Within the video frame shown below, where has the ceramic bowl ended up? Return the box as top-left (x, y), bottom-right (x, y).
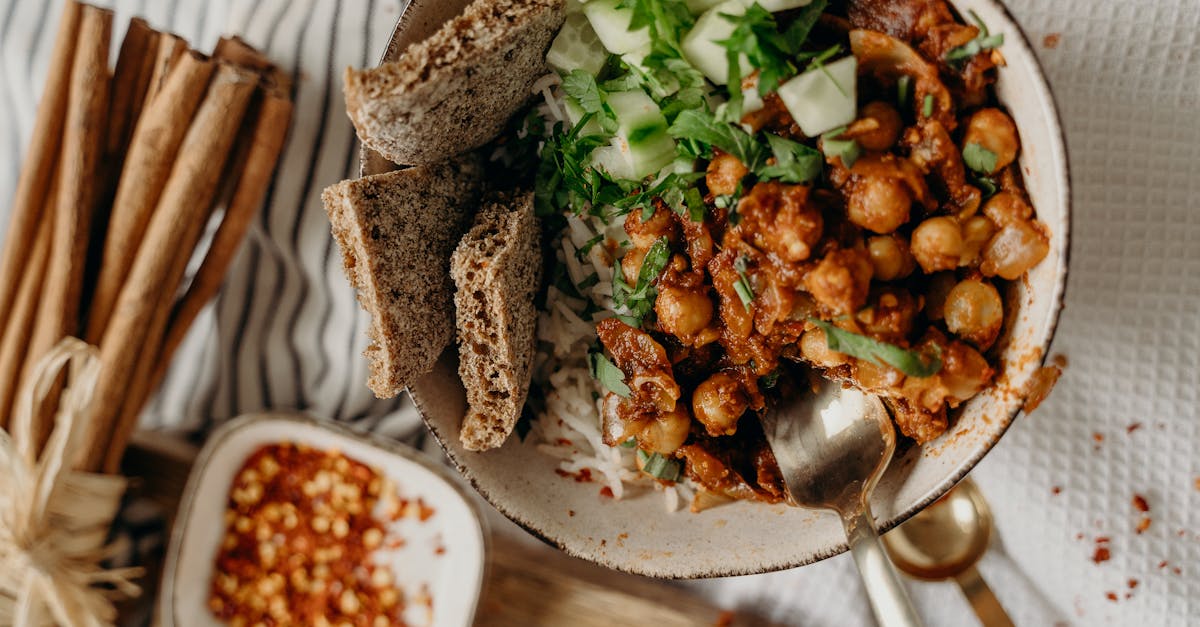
top-left (159, 413), bottom-right (487, 626)
top-left (366, 0), bottom-right (1070, 578)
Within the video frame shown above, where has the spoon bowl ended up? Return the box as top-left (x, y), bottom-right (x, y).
top-left (884, 477), bottom-right (994, 580)
top-left (883, 478), bottom-right (1014, 627)
top-left (761, 381), bottom-right (921, 627)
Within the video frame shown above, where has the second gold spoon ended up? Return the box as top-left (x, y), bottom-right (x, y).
top-left (882, 478), bottom-right (1014, 627)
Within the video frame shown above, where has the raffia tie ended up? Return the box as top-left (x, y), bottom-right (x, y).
top-left (0, 338), bottom-right (143, 627)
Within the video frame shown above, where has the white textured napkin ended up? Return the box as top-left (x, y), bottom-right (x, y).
top-left (1, 0), bottom-right (1197, 625)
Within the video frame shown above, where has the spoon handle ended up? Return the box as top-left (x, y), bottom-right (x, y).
top-left (955, 566), bottom-right (1015, 627)
top-left (843, 505), bottom-right (923, 627)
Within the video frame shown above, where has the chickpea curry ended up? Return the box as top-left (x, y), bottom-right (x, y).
top-left (528, 0), bottom-right (1051, 506)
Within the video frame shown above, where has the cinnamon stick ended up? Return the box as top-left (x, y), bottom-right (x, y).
top-left (142, 33), bottom-right (188, 109)
top-left (0, 1), bottom-right (80, 335)
top-left (86, 52), bottom-right (215, 342)
top-left (106, 18), bottom-right (157, 161)
top-left (114, 91), bottom-right (293, 466)
top-left (24, 5), bottom-right (112, 452)
top-left (0, 208), bottom-right (53, 432)
top-left (82, 63), bottom-right (258, 472)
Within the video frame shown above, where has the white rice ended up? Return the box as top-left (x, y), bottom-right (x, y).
top-left (522, 75), bottom-right (690, 512)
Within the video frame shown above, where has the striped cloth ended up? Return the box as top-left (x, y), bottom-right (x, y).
top-left (0, 0), bottom-right (423, 442)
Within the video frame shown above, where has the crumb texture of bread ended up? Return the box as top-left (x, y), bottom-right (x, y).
top-left (323, 153), bottom-right (483, 398)
top-left (344, 0), bottom-right (566, 165)
top-left (451, 191), bottom-right (542, 451)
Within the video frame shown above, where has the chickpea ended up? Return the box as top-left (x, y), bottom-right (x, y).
top-left (847, 175), bottom-right (911, 234)
top-left (624, 204), bottom-right (676, 249)
top-left (982, 191), bottom-right (1032, 227)
top-left (656, 286), bottom-right (714, 340)
top-left (944, 279), bottom-right (1004, 349)
top-left (857, 288), bottom-right (920, 342)
top-left (924, 272), bottom-right (957, 321)
top-left (853, 358), bottom-right (904, 391)
top-left (911, 216), bottom-right (964, 273)
top-left (959, 215), bottom-right (996, 266)
top-left (980, 220), bottom-right (1050, 280)
top-left (706, 152), bottom-right (748, 197)
top-left (800, 327), bottom-right (848, 369)
top-left (620, 247), bottom-right (646, 285)
top-left (692, 372), bottom-right (749, 436)
top-left (638, 404), bottom-right (692, 454)
top-left (804, 248), bottom-right (874, 315)
top-left (962, 108), bottom-right (1019, 174)
top-left (867, 234), bottom-right (916, 281)
top-left (940, 341), bottom-right (994, 404)
top-left (853, 101), bottom-right (904, 151)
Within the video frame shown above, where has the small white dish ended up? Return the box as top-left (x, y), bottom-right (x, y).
top-left (159, 412), bottom-right (487, 627)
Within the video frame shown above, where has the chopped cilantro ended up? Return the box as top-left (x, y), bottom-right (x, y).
top-left (733, 255), bottom-right (755, 310)
top-left (718, 0), bottom-right (828, 97)
top-left (946, 10), bottom-right (1004, 63)
top-left (636, 449), bottom-right (682, 481)
top-left (922, 93), bottom-right (934, 118)
top-left (668, 109), bottom-right (766, 171)
top-left (896, 75), bottom-right (912, 109)
top-left (809, 318), bottom-right (942, 377)
top-left (962, 142), bottom-right (998, 174)
top-left (821, 126), bottom-right (861, 168)
top-left (613, 237), bottom-right (672, 327)
top-left (758, 134), bottom-right (822, 184)
top-left (591, 351), bottom-right (632, 397)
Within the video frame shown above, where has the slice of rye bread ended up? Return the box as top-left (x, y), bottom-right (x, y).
top-left (323, 154), bottom-right (484, 399)
top-left (451, 191), bottom-right (542, 451)
top-left (344, 0), bottom-right (566, 166)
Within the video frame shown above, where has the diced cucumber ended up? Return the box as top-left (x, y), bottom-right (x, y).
top-left (583, 0), bottom-right (652, 55)
top-left (620, 43), bottom-right (652, 71)
top-left (547, 12), bottom-right (609, 76)
top-left (590, 90), bottom-right (676, 180)
top-left (682, 1), bottom-right (751, 85)
top-left (776, 56), bottom-right (858, 137)
top-left (564, 97), bottom-right (605, 136)
top-left (749, 0), bottom-right (813, 11)
top-left (742, 82), bottom-right (764, 114)
top-left (686, 0), bottom-right (725, 13)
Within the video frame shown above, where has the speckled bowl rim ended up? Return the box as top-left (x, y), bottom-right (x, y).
top-left (374, 0), bottom-right (1072, 579)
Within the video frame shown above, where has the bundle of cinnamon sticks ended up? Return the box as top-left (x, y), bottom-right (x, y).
top-left (0, 1), bottom-right (293, 473)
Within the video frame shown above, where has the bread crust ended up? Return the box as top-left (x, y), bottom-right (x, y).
top-left (451, 191), bottom-right (542, 451)
top-left (323, 154), bottom-right (484, 398)
top-left (344, 0), bottom-right (566, 165)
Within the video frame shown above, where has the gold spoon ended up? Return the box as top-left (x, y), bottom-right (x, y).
top-left (882, 478), bottom-right (1014, 627)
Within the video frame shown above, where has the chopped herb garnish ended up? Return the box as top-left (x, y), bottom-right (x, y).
top-left (684, 186), bottom-right (706, 222)
top-left (970, 173), bottom-right (999, 199)
top-left (759, 133), bottom-right (823, 183)
top-left (808, 318), bottom-right (942, 377)
top-left (946, 10), bottom-right (1004, 63)
top-left (962, 142), bottom-right (999, 174)
top-left (718, 0), bottom-right (828, 97)
top-left (896, 75), bottom-right (912, 108)
top-left (922, 94), bottom-right (934, 118)
top-left (577, 272), bottom-right (600, 290)
top-left (618, 0), bottom-right (704, 99)
top-left (733, 255), bottom-right (755, 310)
top-left (613, 237), bottom-right (672, 327)
top-left (591, 352), bottom-right (632, 397)
top-left (636, 448), bottom-right (682, 481)
top-left (760, 369), bottom-right (780, 388)
top-left (668, 109), bottom-right (766, 171)
top-left (577, 233), bottom-right (606, 258)
top-left (821, 126), bottom-right (861, 168)
top-left (620, 437), bottom-right (638, 449)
